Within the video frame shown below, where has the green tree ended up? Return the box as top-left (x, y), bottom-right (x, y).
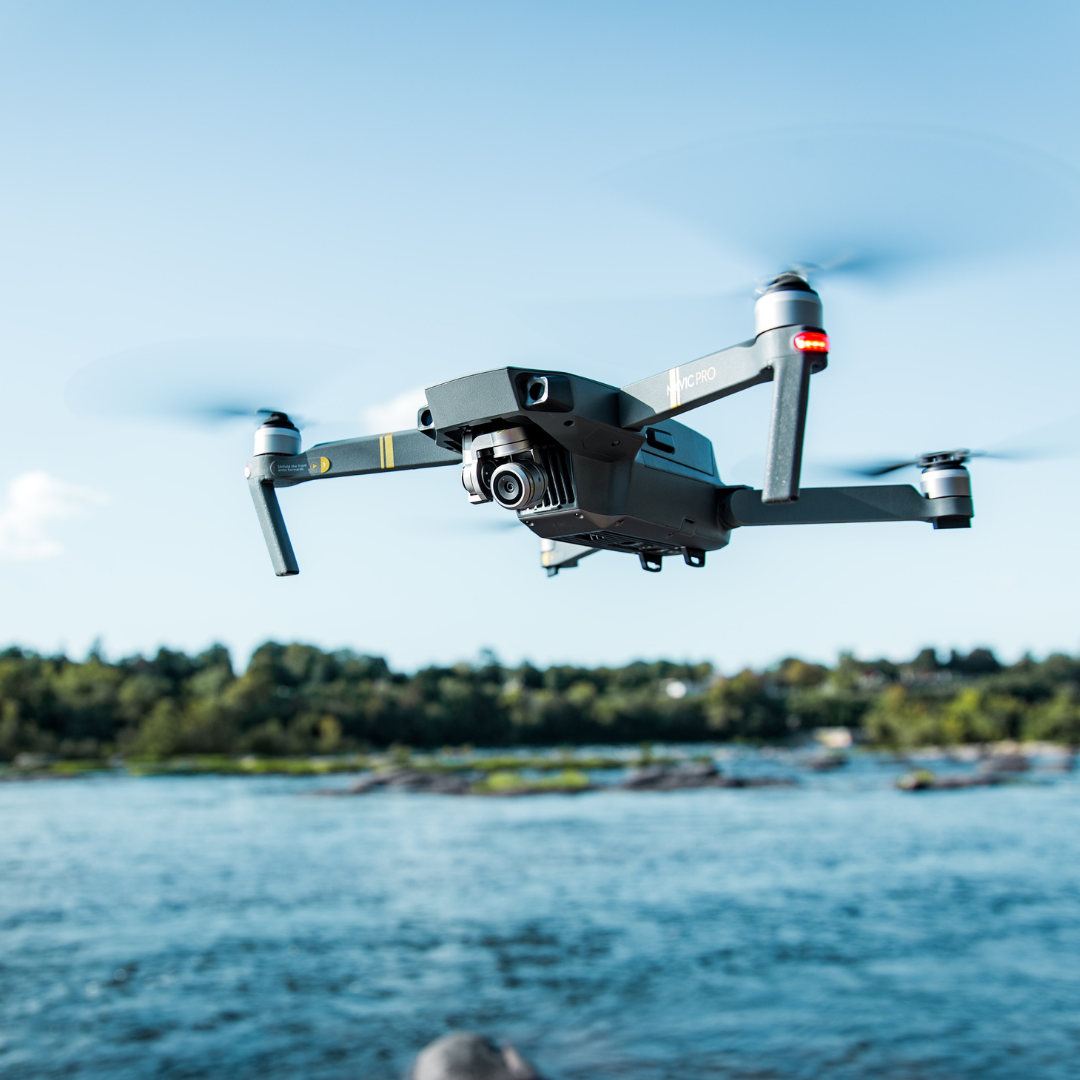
top-left (863, 685), bottom-right (936, 748)
top-left (1025, 687), bottom-right (1080, 745)
top-left (703, 670), bottom-right (786, 740)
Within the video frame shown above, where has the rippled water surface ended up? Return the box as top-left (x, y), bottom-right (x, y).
top-left (2, 756), bottom-right (1079, 1079)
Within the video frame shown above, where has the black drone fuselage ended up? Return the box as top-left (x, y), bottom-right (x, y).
top-left (424, 367), bottom-right (730, 567)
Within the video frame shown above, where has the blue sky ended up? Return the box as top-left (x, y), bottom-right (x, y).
top-left (1, 1), bottom-right (1079, 671)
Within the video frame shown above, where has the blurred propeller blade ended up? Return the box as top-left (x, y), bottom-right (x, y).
top-left (836, 415), bottom-right (1080, 479)
top-left (65, 338), bottom-right (366, 429)
top-left (841, 450), bottom-right (994, 479)
top-left (612, 125), bottom-right (1080, 286)
top-left (844, 458), bottom-right (923, 478)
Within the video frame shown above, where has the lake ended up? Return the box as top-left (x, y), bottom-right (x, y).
top-left (2, 752), bottom-right (1078, 1079)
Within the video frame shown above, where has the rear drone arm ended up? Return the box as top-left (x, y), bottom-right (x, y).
top-left (246, 429), bottom-right (461, 576)
top-left (719, 485), bottom-right (974, 530)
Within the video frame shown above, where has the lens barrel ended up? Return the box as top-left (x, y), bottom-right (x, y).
top-left (490, 461), bottom-right (547, 510)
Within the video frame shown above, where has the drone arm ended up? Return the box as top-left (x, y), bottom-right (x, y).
top-left (720, 485), bottom-right (974, 528)
top-left (763, 352), bottom-right (814, 504)
top-left (619, 327), bottom-right (823, 505)
top-left (618, 337), bottom-right (766, 430)
top-left (260, 429), bottom-right (462, 486)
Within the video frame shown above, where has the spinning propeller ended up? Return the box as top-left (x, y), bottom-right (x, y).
top-left (523, 125), bottom-right (1080, 389)
top-left (838, 409), bottom-right (1079, 480)
top-left (846, 449), bottom-right (1013, 478)
top-left (63, 338), bottom-right (365, 432)
top-left (611, 124), bottom-right (1080, 291)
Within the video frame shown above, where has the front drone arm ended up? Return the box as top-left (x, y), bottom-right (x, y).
top-left (620, 327), bottom-right (823, 506)
top-left (252, 428), bottom-right (461, 486)
top-left (620, 277), bottom-right (829, 505)
top-left (619, 334), bottom-right (768, 427)
top-left (246, 428), bottom-right (461, 576)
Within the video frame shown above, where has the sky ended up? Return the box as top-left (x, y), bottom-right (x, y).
top-left (1, 0), bottom-right (1079, 673)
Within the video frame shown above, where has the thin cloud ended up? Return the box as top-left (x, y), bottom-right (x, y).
top-left (0, 471), bottom-right (110, 559)
top-left (359, 387), bottom-right (428, 435)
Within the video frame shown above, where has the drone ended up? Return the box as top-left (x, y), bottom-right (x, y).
top-left (244, 272), bottom-right (974, 578)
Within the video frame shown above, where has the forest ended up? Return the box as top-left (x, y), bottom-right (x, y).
top-left (1, 641), bottom-right (1079, 762)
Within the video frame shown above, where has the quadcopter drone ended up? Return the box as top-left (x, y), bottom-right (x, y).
top-left (244, 272), bottom-right (974, 578)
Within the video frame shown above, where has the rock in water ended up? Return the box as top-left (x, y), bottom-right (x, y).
top-left (619, 763), bottom-right (795, 791)
top-left (978, 752), bottom-right (1030, 775)
top-left (411, 1032), bottom-right (542, 1080)
top-left (621, 762), bottom-right (721, 790)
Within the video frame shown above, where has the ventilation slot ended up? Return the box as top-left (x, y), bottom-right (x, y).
top-left (536, 445), bottom-right (575, 509)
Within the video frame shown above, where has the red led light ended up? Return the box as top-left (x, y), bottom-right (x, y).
top-left (793, 331), bottom-right (829, 353)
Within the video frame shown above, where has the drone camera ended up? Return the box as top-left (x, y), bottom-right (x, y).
top-left (461, 425), bottom-right (550, 509)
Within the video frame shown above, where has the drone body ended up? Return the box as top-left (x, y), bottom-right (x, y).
top-left (244, 276), bottom-right (974, 578)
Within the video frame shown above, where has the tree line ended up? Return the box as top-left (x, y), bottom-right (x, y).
top-left (1, 642), bottom-right (1078, 761)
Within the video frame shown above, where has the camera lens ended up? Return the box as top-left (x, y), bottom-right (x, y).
top-left (490, 461), bottom-right (547, 510)
top-left (496, 472), bottom-right (523, 502)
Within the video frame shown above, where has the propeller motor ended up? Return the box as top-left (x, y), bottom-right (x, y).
top-left (754, 273), bottom-right (825, 338)
top-left (916, 451), bottom-right (973, 527)
top-left (253, 412), bottom-right (302, 457)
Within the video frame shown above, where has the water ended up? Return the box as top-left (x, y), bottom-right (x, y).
top-left (2, 756), bottom-right (1079, 1079)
